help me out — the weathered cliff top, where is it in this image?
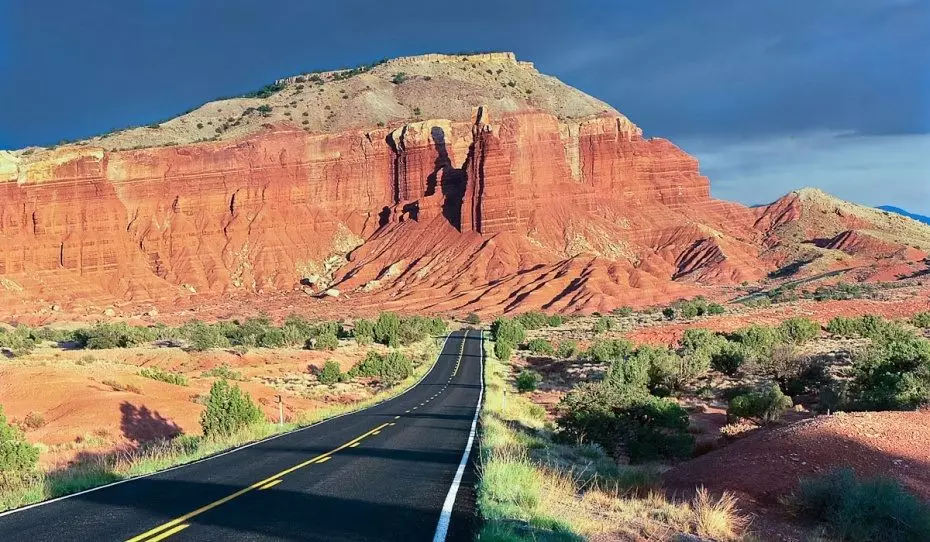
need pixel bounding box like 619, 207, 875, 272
12, 52, 619, 153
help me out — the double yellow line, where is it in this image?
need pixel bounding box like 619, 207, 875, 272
452, 330, 467, 377
126, 422, 389, 542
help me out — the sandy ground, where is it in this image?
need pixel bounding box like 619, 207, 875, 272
0, 340, 412, 468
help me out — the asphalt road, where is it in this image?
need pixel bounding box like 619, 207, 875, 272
0, 329, 484, 541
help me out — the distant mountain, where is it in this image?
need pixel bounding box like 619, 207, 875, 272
878, 206, 930, 225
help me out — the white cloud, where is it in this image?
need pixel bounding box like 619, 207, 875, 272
677, 131, 930, 215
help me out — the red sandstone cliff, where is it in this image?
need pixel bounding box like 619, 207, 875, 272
2, 53, 928, 316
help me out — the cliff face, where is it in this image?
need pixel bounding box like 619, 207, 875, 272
0, 107, 774, 313
2, 54, 927, 315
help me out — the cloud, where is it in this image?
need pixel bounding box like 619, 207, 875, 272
677, 131, 930, 214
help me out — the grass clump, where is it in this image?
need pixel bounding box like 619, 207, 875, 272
797, 468, 930, 541
139, 367, 188, 386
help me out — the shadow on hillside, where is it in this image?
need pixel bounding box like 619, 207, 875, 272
120, 402, 181, 443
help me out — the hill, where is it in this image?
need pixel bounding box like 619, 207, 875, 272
878, 205, 930, 225
1, 52, 929, 318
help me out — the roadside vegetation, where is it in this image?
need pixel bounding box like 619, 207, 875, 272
0, 313, 447, 512
480, 306, 930, 539
0, 312, 446, 358
478, 333, 747, 540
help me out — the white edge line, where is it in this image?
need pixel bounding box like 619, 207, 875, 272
0, 332, 455, 518
432, 328, 484, 542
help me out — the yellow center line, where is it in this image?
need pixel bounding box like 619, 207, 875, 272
316, 456, 332, 463
349, 442, 360, 448
125, 422, 389, 542
259, 480, 282, 490
144, 524, 190, 542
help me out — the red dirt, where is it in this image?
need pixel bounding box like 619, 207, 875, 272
0, 343, 389, 468
664, 411, 930, 506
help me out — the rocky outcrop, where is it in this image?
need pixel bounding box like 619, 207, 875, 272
1, 106, 776, 313
3, 55, 928, 315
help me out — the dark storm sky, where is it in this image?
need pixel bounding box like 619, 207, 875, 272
1, 0, 927, 212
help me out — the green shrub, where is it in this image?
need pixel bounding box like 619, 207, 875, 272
515, 370, 541, 393
256, 327, 288, 348
180, 320, 229, 351
827, 316, 856, 337
679, 328, 725, 356
811, 282, 871, 302
762, 344, 832, 396
707, 303, 726, 315
678, 300, 705, 319
604, 348, 652, 390
73, 323, 156, 349
490, 318, 525, 346
557, 383, 693, 463
593, 316, 612, 334
648, 346, 709, 392
242, 82, 285, 99
546, 314, 563, 327
728, 324, 779, 356
494, 341, 513, 361
352, 319, 375, 345
201, 363, 244, 381
139, 367, 188, 386
318, 360, 343, 385
613, 306, 634, 317
281, 314, 315, 346
391, 72, 407, 84
727, 384, 793, 424
556, 340, 579, 359
525, 338, 554, 356
465, 313, 481, 325
586, 339, 634, 363
778, 317, 821, 344
199, 379, 264, 438
514, 312, 549, 330
225, 316, 276, 348
913, 312, 930, 329
0, 405, 40, 478
662, 307, 676, 320
849, 335, 930, 410
349, 350, 412, 384
373, 312, 401, 346
394, 315, 445, 345
797, 468, 930, 541
312, 331, 339, 351
0, 326, 38, 357
712, 341, 747, 376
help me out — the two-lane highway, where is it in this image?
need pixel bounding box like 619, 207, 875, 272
0, 329, 484, 541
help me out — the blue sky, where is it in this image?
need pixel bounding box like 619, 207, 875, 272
1, 0, 927, 213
